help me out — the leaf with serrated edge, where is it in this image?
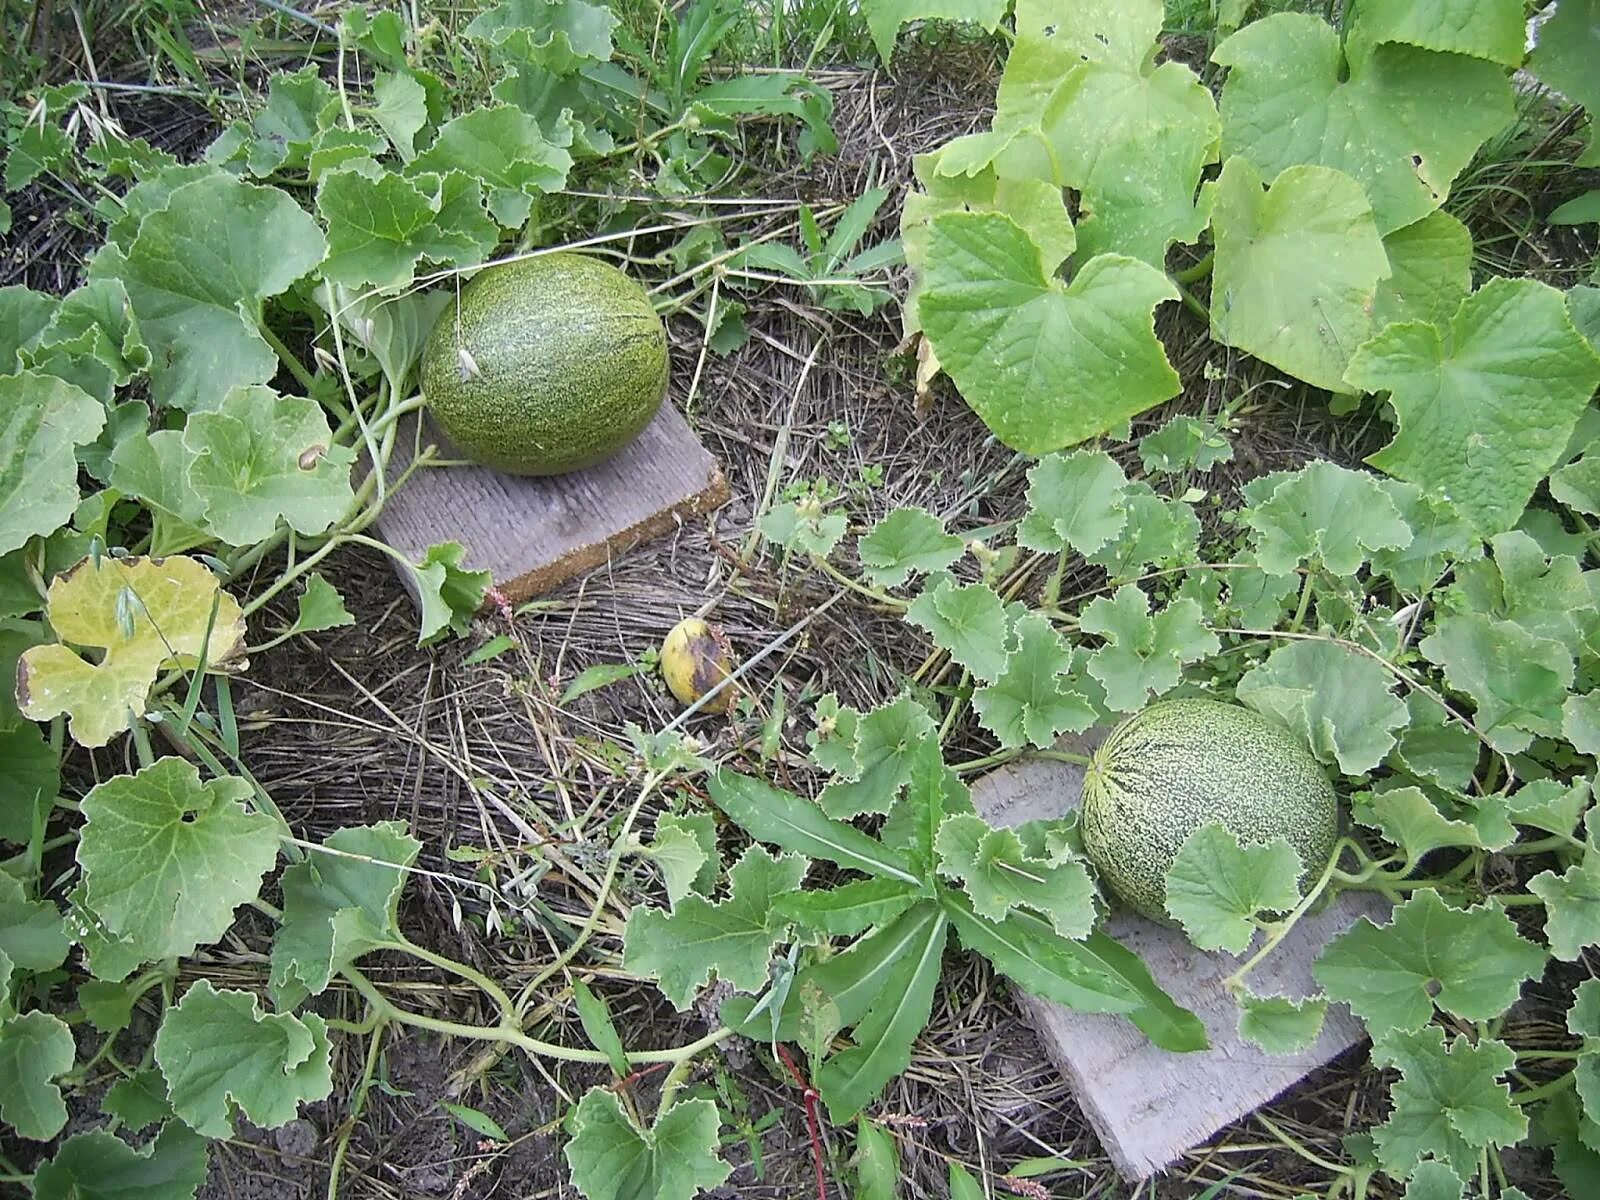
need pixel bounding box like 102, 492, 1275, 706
905, 577, 1011, 683
102, 1068, 173, 1132
1401, 1161, 1466, 1200
563, 1089, 730, 1200
935, 813, 1095, 938
184, 385, 356, 546
973, 613, 1096, 749
412, 540, 491, 645
315, 166, 495, 289
857, 507, 964, 588
1374, 210, 1474, 329
1529, 847, 1600, 961
1164, 824, 1303, 954
78, 758, 278, 976
1214, 13, 1514, 234
88, 173, 327, 411
18, 555, 247, 748
1504, 778, 1591, 838
408, 105, 571, 228
0, 871, 70, 972
819, 693, 940, 819
270, 821, 422, 1003
1347, 0, 1525, 67
1237, 991, 1327, 1055
288, 573, 355, 637
1017, 450, 1129, 556
1349, 277, 1600, 535
1353, 787, 1494, 866
1236, 639, 1409, 774
32, 1123, 210, 1200
1313, 889, 1547, 1032
622, 846, 806, 1010
1243, 461, 1412, 576
0, 1010, 75, 1140
642, 820, 709, 909
1089, 484, 1201, 578
1369, 480, 1481, 597
155, 980, 332, 1138
1369, 1026, 1526, 1181
919, 210, 1179, 454
1081, 584, 1219, 713
0, 371, 105, 557
1420, 612, 1572, 753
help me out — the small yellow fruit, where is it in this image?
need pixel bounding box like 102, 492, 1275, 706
660, 617, 736, 713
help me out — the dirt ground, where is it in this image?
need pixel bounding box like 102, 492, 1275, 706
6, 21, 1587, 1200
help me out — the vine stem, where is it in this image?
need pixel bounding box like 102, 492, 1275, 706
811, 555, 908, 609
258, 321, 317, 393
951, 747, 1094, 775
1224, 838, 1357, 991
382, 937, 519, 1019
1511, 1069, 1576, 1105
341, 966, 732, 1066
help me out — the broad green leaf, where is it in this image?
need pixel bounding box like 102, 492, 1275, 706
812, 693, 939, 821
1353, 786, 1496, 865
759, 499, 846, 558
1419, 612, 1572, 753
657, 811, 719, 898
1081, 584, 1219, 712
286, 573, 355, 638
901, 154, 1074, 333
1347, 0, 1526, 67
26, 277, 150, 403
973, 613, 1096, 749
324, 284, 452, 397
1529, 848, 1600, 960
1237, 991, 1326, 1054
1313, 889, 1548, 1032
271, 821, 422, 1003
935, 812, 1095, 937
1504, 777, 1591, 838
106, 429, 210, 554
409, 105, 572, 228
155, 980, 333, 1138
563, 1090, 730, 1200
1236, 639, 1409, 774
851, 1117, 900, 1200
1374, 211, 1474, 329
1369, 480, 1481, 595
906, 576, 1011, 683
32, 1124, 210, 1200
1402, 1162, 1465, 1200
316, 166, 496, 289
78, 758, 278, 975
0, 724, 58, 844
1214, 13, 1514, 233
919, 210, 1179, 454
1164, 824, 1303, 954
622, 846, 806, 1009
641, 819, 709, 909
369, 70, 429, 159
1016, 450, 1129, 557
1138, 416, 1234, 476
857, 507, 963, 588
1349, 278, 1600, 535
772, 877, 921, 937
233, 66, 336, 176
465, 0, 618, 73
18, 555, 248, 748
859, 0, 1008, 62
1087, 483, 1201, 578
184, 385, 356, 546
1528, 0, 1600, 165
815, 911, 948, 1120
413, 541, 492, 645
0, 371, 105, 556
88, 173, 327, 411
1370, 1027, 1526, 1181
0, 284, 56, 371
949, 1163, 985, 1200
0, 872, 70, 972
1026, 0, 1220, 265
1567, 691, 1600, 756
1551, 452, 1600, 517
1208, 158, 1390, 392
709, 771, 916, 884
1569, 979, 1600, 1118
0, 1010, 75, 1139
102, 1068, 174, 1132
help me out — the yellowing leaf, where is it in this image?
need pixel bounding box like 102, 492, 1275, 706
17, 555, 247, 747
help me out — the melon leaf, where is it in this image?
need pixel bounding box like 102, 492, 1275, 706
564, 1089, 729, 1200
1236, 990, 1327, 1055
1080, 584, 1219, 713
857, 507, 964, 588
1016, 450, 1130, 557
934, 813, 1096, 938
906, 577, 1011, 684
1242, 461, 1412, 576
972, 614, 1097, 749
1163, 824, 1304, 954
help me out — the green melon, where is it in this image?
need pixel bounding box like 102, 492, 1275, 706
420, 253, 669, 476
1079, 699, 1338, 921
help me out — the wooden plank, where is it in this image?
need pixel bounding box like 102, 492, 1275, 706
969, 742, 1386, 1181
374, 404, 728, 606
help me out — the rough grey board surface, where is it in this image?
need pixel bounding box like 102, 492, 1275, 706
970, 750, 1387, 1181
374, 404, 728, 605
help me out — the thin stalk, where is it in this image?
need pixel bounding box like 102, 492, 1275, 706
1224, 838, 1355, 990
384, 937, 519, 1018
259, 322, 317, 393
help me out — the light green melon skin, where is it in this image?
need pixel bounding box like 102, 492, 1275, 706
420, 253, 669, 476
1080, 698, 1338, 922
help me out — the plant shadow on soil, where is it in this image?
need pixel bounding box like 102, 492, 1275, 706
6, 18, 1590, 1200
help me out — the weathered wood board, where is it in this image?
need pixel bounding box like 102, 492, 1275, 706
970, 747, 1387, 1181
374, 405, 728, 605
